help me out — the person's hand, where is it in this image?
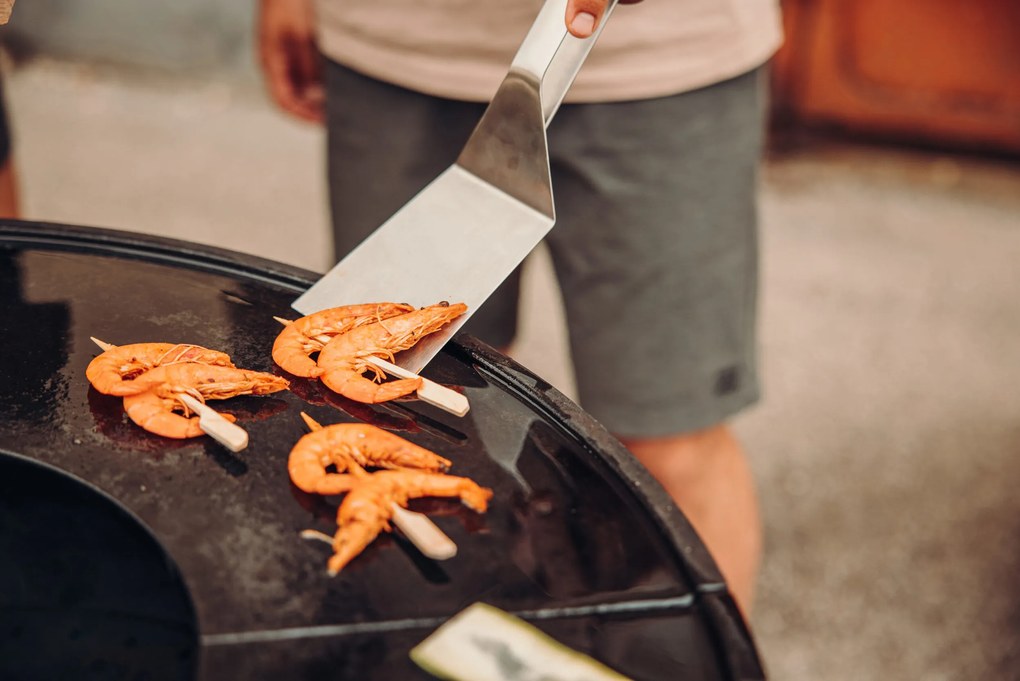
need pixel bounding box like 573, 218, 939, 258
257, 0, 324, 124
565, 0, 642, 39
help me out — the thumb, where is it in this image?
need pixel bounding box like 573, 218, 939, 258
564, 0, 609, 38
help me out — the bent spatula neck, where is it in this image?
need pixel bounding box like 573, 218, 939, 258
456, 0, 618, 220
456, 71, 553, 219
515, 0, 619, 127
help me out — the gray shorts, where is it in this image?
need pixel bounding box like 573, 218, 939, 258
324, 60, 765, 438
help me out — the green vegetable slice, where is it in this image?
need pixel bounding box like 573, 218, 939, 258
410, 602, 632, 681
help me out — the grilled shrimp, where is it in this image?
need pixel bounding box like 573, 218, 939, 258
272, 303, 414, 378
122, 363, 289, 438
326, 469, 492, 575
130, 362, 289, 399
122, 390, 236, 439
86, 342, 234, 396
316, 302, 468, 404
288, 423, 451, 495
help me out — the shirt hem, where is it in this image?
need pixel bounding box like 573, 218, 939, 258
317, 33, 781, 104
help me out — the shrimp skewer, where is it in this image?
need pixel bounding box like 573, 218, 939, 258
288, 422, 451, 495
299, 413, 485, 568
91, 338, 248, 449
272, 303, 415, 378
316, 302, 468, 404
86, 338, 234, 396
274, 317, 471, 417
326, 469, 491, 575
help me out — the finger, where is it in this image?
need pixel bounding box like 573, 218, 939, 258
299, 92, 325, 124
262, 43, 300, 113
262, 37, 321, 124
293, 88, 325, 124
565, 0, 642, 38
293, 38, 326, 123
288, 92, 325, 125
565, 0, 607, 38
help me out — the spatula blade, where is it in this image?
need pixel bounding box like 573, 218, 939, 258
292, 165, 554, 373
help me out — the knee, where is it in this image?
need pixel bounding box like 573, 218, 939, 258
618, 423, 739, 484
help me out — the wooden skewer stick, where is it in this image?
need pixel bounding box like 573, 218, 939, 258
177, 394, 249, 453
273, 317, 469, 417
90, 337, 249, 452
90, 337, 115, 352
299, 529, 335, 545
299, 411, 457, 561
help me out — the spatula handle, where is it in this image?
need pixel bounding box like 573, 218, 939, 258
511, 0, 619, 126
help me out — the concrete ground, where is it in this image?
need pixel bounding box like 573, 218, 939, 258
6, 59, 1019, 680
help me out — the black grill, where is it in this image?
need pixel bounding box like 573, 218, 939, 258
0, 221, 763, 680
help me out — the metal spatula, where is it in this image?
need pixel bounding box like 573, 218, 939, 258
293, 0, 618, 373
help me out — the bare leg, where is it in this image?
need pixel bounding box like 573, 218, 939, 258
0, 158, 20, 218
619, 424, 761, 618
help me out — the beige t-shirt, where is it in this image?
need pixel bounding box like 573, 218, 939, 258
314, 0, 782, 102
